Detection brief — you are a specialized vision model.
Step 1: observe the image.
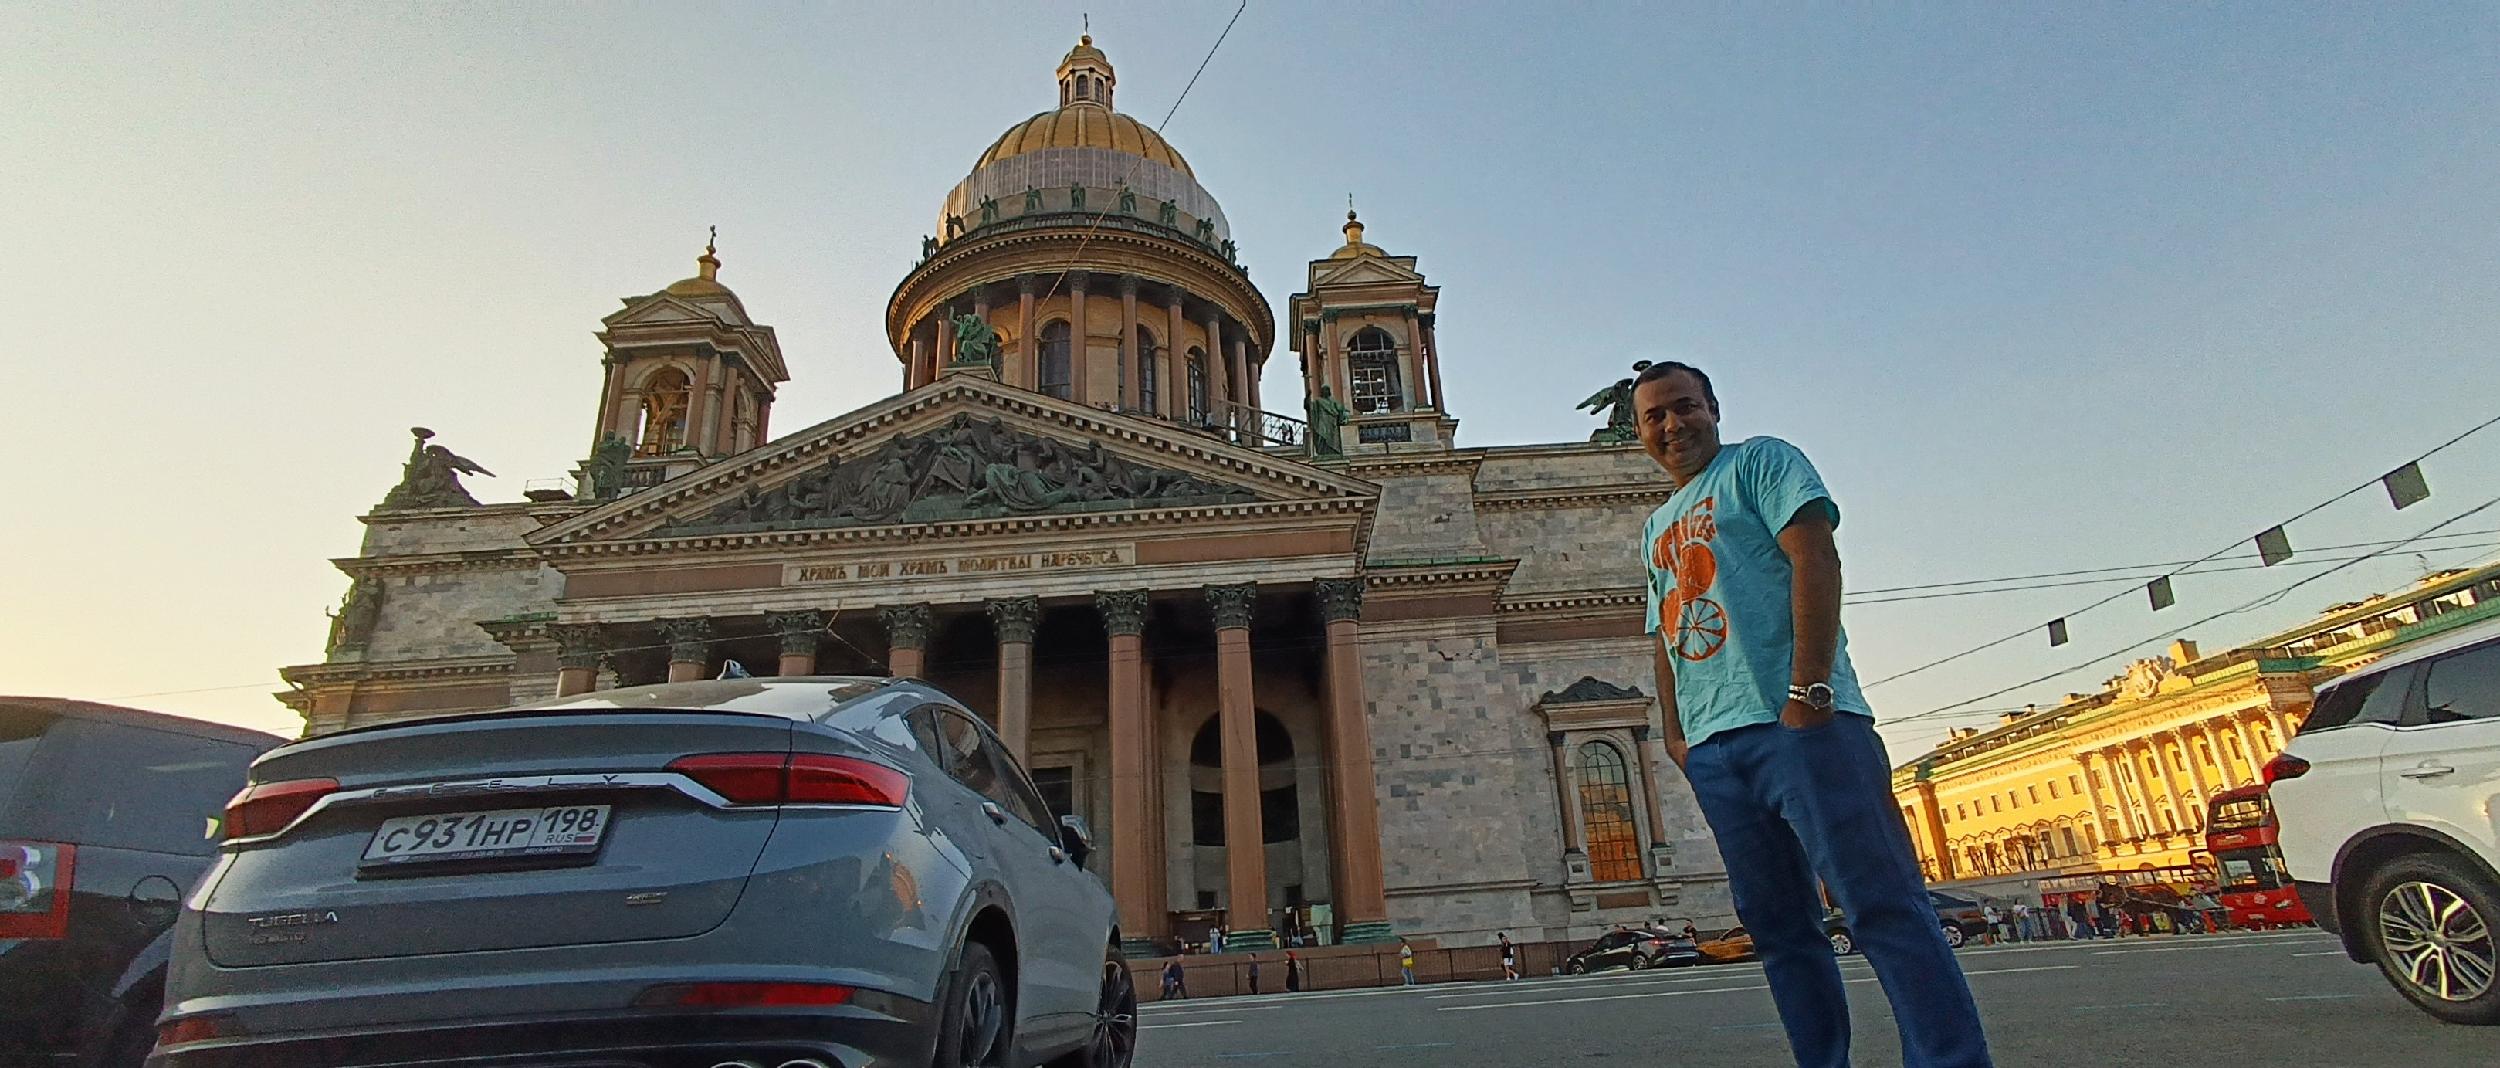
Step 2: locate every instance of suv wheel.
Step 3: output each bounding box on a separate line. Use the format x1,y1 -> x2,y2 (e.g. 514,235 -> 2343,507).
1827,930 -> 1856,955
1053,946 -> 1137,1068
934,942 -> 1011,1067
2359,853 -> 2500,1025
1940,923 -> 1967,949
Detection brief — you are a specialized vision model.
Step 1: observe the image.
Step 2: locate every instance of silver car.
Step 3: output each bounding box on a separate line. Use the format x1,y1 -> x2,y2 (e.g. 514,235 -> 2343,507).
152,678 -> 1136,1068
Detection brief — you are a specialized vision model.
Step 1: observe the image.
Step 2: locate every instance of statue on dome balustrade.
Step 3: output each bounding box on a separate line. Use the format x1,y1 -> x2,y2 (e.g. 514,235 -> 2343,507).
1118,185 -> 1136,215
978,195 -> 998,226
1024,186 -> 1044,213
1158,200 -> 1178,228
585,432 -> 631,500
1069,184 -> 1087,211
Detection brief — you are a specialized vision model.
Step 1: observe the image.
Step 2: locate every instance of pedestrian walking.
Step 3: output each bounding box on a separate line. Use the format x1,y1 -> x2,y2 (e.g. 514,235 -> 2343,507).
1500,933 -> 1520,981
1248,958 -> 1261,995
1161,957 -> 1188,1000
1399,938 -> 1417,986
1286,950 -> 1303,993
2066,899 -> 2093,940
1634,361 -> 1994,1068
1981,904 -> 2001,946
1209,925 -> 1225,955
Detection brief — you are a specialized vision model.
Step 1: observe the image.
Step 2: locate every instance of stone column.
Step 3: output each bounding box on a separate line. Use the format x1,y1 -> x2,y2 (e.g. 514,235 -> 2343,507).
2262,705 -> 2294,754
1226,332 -> 1251,435
987,596 -> 1040,762
2104,747 -> 2145,839
1119,275 -> 1141,411
1098,589 -> 1159,954
1164,290 -> 1188,421
659,618 -> 711,682
2078,752 -> 2120,848
1205,583 -> 1273,949
2141,739 -> 2186,836
1201,307 -> 1225,421
1912,781 -> 1953,879
1302,321 -> 1322,402
881,604 -> 932,680
599,360 -> 633,443
1633,726 -> 1675,849
2174,729 -> 2213,825
2230,715 -> 2265,776
1548,732 -> 1584,853
1419,311 -> 1445,413
687,354 -> 716,456
2197,721 -> 2239,787
909,330 -> 928,392
1315,578 -> 1393,942
1015,276 -> 1037,389
1068,272 -> 1090,405
1403,307 -> 1427,410
552,623 -> 604,697
767,610 -> 824,677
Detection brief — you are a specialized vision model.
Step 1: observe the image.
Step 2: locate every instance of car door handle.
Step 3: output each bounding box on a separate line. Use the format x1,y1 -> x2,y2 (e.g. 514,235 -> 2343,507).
2398,763 -> 2457,779
981,801 -> 1009,824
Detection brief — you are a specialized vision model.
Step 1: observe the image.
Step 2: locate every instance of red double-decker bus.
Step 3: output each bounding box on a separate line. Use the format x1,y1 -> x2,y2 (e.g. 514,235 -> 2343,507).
2205,785 -> 2313,929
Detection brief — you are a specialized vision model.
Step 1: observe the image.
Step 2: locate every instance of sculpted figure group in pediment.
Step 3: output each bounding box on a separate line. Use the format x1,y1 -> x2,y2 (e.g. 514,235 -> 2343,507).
674,413 -> 1252,533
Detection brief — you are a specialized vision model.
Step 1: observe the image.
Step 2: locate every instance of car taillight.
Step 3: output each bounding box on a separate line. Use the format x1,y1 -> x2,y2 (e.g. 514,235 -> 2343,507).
0,841 -> 74,940
667,753 -> 909,807
223,777 -> 341,839
633,981 -> 855,1008
2262,754 -> 2310,785
157,1013 -> 241,1047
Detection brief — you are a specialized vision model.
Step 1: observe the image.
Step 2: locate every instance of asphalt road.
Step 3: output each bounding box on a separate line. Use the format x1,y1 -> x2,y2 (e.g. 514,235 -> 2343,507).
1134,930 -> 2492,1067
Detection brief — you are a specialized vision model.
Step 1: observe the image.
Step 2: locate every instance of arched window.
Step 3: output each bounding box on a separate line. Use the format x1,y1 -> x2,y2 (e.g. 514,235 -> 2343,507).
635,367 -> 692,455
1135,326 -> 1159,414
1186,348 -> 1210,423
1576,741 -> 1643,882
1347,327 -> 1402,413
1038,321 -> 1073,400
1188,711 -> 1298,846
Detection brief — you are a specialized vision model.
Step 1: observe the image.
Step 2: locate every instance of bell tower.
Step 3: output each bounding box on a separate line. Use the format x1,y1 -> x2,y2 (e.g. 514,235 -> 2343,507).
1289,209 -> 1454,449
583,236 -> 790,496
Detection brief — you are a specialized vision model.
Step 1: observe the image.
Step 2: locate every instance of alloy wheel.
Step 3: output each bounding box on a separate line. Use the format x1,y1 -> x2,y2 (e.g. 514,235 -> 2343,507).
960,968 -> 1006,1065
2378,879 -> 2497,1003
1088,958 -> 1138,1068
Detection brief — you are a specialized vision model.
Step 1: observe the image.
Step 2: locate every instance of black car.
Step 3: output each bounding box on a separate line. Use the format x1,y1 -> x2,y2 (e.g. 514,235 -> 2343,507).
1560,927 -> 1698,974
1822,891 -> 1994,954
0,698 -> 280,1068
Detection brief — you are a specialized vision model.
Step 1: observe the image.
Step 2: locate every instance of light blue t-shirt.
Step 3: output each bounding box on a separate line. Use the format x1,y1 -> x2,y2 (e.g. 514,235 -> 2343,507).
1642,436 -> 1870,748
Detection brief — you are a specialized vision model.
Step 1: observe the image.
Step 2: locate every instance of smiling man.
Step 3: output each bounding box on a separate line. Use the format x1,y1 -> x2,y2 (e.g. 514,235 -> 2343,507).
1634,361 -> 1993,1068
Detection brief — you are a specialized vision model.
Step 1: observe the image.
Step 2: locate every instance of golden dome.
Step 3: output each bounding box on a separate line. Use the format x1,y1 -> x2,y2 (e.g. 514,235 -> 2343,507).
974,106 -> 1193,178
1331,209 -> 1383,259
663,234 -> 733,297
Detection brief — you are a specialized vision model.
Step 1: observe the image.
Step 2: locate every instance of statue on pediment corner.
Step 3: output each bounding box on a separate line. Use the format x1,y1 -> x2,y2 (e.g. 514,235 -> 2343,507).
586,432 -> 631,500
325,575 -> 385,655
378,427 -> 492,510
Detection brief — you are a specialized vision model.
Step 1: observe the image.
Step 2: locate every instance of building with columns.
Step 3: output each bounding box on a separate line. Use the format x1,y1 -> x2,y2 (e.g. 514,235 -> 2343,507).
1891,563 -> 2500,885
282,35 -> 1731,954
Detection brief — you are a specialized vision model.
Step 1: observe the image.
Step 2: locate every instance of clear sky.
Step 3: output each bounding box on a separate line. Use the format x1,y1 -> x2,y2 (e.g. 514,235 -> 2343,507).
4,3 -> 2495,751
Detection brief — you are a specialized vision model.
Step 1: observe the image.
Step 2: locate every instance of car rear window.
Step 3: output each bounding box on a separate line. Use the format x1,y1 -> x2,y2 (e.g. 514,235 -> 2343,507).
0,707 -> 58,815
2,718 -> 257,855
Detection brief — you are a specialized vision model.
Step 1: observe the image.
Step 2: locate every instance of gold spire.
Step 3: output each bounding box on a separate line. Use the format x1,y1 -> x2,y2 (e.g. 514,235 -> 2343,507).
1342,207 -> 1364,247
697,226 -> 720,281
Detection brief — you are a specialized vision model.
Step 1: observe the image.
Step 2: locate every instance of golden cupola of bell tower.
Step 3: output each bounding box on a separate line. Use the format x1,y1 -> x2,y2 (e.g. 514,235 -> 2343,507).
1289,208 -> 1454,449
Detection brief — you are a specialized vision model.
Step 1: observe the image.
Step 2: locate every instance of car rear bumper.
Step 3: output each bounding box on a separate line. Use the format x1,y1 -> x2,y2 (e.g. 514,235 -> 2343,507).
145,999 -> 937,1068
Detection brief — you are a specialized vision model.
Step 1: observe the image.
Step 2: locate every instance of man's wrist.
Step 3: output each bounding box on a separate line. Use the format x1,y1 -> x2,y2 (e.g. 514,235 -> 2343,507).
1787,681 -> 1836,711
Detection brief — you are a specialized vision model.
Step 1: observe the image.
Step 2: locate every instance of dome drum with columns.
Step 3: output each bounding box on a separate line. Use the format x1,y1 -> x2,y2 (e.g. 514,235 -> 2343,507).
891,36 -> 1272,443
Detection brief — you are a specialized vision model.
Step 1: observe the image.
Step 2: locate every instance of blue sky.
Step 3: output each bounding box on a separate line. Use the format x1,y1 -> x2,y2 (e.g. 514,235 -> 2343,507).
3,3 -> 2494,748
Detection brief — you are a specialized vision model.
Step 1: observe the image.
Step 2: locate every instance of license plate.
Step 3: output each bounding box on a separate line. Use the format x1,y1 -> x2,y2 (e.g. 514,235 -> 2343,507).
361,805 -> 610,868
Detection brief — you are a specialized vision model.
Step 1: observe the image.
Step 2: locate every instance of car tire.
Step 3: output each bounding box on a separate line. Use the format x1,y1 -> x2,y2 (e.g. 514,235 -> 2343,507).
1561,958 -> 1584,976
1827,930 -> 1856,956
2358,852 -> 2500,1026
1051,945 -> 1137,1068
1941,923 -> 1966,949
933,941 -> 1012,1068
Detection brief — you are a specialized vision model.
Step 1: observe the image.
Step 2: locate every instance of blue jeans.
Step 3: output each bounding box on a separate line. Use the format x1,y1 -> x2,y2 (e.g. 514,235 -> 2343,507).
1685,716 -> 1993,1068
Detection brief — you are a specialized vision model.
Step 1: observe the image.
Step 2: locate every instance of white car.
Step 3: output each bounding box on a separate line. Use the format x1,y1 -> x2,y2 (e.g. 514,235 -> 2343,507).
2270,614 -> 2500,1025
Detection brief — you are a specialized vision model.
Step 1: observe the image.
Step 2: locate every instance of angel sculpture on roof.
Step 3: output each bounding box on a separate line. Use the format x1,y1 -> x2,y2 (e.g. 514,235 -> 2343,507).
378,427 -> 494,509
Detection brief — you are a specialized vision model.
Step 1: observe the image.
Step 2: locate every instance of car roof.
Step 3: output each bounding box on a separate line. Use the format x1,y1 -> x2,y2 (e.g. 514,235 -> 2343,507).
500,676 -> 917,721
0,696 -> 288,748
2318,614 -> 2500,692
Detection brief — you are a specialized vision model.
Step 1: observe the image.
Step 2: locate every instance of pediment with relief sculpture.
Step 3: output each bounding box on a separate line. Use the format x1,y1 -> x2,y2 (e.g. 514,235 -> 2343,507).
528,376 -> 1376,549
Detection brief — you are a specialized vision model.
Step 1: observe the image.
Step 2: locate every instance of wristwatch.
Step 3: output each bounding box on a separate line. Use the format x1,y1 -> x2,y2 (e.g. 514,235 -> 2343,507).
1788,682 -> 1835,711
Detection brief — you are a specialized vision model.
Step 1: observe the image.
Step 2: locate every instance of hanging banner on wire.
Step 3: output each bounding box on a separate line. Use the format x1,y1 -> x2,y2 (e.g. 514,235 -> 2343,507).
2047,618 -> 2070,647
2255,526 -> 2294,567
2147,576 -> 2176,612
2384,462 -> 2430,511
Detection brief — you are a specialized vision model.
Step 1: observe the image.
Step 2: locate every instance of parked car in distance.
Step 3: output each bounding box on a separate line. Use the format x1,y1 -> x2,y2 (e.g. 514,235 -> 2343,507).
1695,926 -> 1756,964
0,697 -> 280,1068
2269,615 -> 2500,1025
1558,926 -> 1697,974
154,678 -> 1134,1068
1820,890 -> 1985,954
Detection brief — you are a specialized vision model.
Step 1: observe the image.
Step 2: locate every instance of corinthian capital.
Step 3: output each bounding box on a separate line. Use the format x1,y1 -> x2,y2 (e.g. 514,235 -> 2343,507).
1205,583 -> 1257,631
1096,590 -> 1150,637
880,603 -> 933,651
1316,578 -> 1364,624
987,596 -> 1042,645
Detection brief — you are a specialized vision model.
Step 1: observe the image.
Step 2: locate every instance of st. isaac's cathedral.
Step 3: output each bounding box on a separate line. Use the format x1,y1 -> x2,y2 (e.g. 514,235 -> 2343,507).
284,37 -> 1727,951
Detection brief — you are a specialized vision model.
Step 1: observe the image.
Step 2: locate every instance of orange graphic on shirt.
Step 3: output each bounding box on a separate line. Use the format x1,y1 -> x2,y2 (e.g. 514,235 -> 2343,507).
1654,496 -> 1727,662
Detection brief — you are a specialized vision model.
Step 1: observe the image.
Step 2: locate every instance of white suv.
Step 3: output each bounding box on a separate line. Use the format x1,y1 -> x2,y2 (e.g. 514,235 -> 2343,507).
2271,614 -> 2500,1025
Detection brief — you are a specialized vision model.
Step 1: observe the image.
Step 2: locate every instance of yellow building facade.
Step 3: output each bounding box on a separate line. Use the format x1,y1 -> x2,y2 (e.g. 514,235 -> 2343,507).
1893,563 -> 2500,884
